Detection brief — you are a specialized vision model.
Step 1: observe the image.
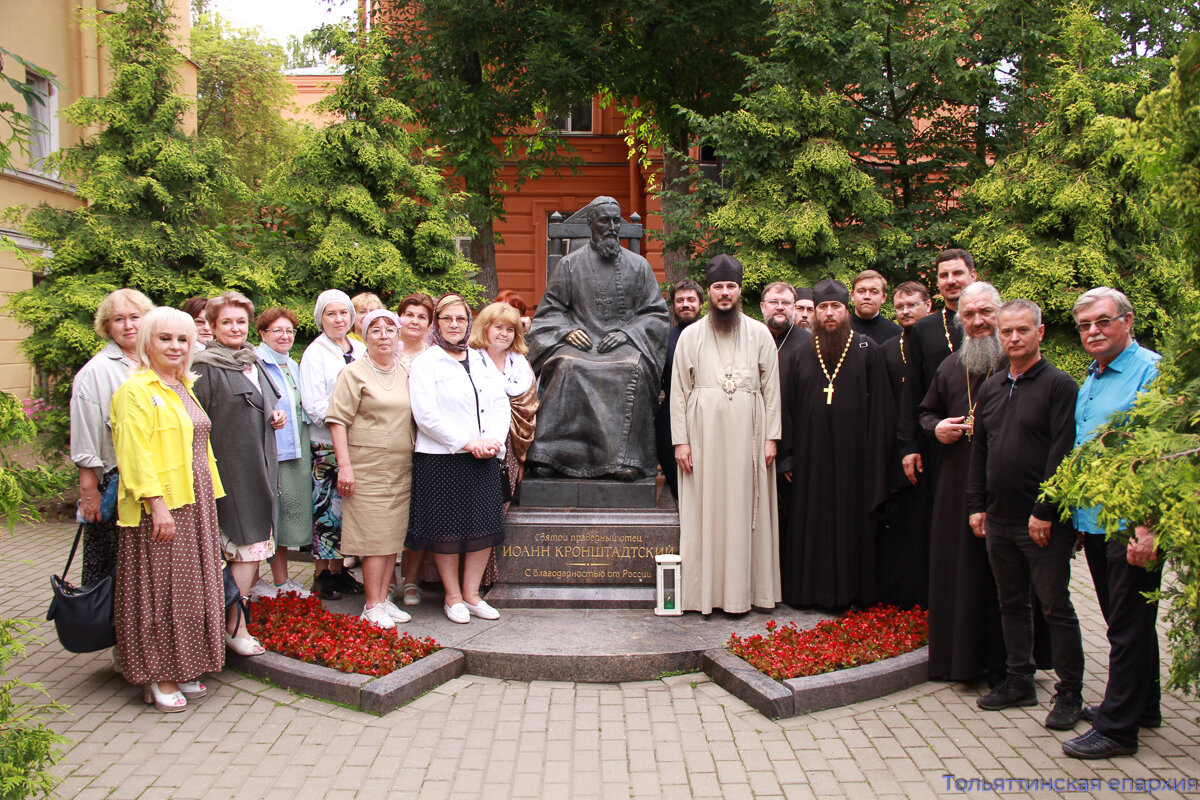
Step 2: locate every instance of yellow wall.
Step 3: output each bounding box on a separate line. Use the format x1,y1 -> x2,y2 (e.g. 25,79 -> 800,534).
0,0 -> 194,400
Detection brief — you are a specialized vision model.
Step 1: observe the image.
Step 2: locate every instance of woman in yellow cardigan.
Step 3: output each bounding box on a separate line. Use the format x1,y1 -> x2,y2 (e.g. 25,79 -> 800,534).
110,307 -> 231,713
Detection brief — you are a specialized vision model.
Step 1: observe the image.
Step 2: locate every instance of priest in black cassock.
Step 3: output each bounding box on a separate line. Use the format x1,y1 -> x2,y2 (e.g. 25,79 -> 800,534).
655,279 -> 704,500
919,281 -> 1009,683
877,281 -> 933,609
760,281 -> 812,540
897,249 -> 977,487
780,279 -> 894,609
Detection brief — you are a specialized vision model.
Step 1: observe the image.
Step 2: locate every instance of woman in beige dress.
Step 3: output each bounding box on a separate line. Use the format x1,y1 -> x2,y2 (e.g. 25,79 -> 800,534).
327,310 -> 415,629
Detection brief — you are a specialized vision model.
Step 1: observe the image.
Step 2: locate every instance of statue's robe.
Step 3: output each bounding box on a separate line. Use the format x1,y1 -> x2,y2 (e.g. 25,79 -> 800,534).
526,245 -> 669,478
671,315 -> 781,614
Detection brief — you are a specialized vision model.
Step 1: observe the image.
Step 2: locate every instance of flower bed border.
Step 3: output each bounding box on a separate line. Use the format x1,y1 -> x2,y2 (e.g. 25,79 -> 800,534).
228,640 -> 926,719
226,646 -> 465,715
703,645 -> 929,719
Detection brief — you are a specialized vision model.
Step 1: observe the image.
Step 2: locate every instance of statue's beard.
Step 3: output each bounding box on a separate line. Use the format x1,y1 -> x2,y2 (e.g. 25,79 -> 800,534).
961,332 -> 1005,374
814,318 -> 851,369
711,305 -> 741,335
592,235 -> 621,261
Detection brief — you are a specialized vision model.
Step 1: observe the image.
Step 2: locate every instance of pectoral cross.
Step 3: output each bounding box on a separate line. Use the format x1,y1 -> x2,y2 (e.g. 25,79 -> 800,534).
596,293 -> 614,320
823,383 -> 835,405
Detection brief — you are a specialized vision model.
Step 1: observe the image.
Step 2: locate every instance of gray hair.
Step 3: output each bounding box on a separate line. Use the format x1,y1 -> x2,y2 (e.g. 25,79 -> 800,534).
959,280 -> 1002,307
586,196 -> 621,222
1072,287 -> 1133,321
998,298 -> 1042,327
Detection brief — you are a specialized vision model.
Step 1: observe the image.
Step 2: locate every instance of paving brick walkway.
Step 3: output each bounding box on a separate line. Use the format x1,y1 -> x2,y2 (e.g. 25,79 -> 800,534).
7,522 -> 1199,798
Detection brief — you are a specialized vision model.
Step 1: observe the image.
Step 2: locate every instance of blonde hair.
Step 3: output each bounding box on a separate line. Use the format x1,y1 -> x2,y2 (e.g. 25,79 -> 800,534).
94,288 -> 154,339
134,307 -> 199,383
352,292 -> 384,316
469,302 -> 528,354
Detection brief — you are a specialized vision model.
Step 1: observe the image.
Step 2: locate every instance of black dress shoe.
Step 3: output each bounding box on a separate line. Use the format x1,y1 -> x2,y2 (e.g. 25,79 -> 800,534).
1081,705 -> 1162,729
609,467 -> 639,482
1062,728 -> 1137,759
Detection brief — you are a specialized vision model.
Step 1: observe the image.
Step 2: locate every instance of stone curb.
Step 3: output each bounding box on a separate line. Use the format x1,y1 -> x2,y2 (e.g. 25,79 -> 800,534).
702,648 -> 794,719
705,645 -> 929,719
227,647 -> 465,715
228,639 -> 926,719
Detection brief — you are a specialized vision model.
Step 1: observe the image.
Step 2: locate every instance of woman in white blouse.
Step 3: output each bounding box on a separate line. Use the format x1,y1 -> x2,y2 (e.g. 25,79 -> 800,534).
406,294 -> 510,624
299,290 -> 366,600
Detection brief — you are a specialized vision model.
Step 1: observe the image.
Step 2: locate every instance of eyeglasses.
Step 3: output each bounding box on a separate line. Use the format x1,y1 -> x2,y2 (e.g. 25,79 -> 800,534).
894,302 -> 925,313
264,328 -> 295,336
1075,316 -> 1124,333
762,299 -> 793,308
438,315 -> 468,325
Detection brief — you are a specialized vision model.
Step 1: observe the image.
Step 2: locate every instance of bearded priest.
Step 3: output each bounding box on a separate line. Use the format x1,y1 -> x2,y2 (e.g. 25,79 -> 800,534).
779,278 -> 895,609
671,255 -> 781,614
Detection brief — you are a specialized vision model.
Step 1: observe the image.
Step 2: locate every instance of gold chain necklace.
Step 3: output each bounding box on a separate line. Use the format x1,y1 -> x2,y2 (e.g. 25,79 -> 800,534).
899,331 -> 907,366
942,310 -> 955,352
813,332 -> 854,405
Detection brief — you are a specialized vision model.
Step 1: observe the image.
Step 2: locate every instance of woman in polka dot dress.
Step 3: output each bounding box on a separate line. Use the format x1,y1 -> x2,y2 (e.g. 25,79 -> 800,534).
110,308 -> 227,713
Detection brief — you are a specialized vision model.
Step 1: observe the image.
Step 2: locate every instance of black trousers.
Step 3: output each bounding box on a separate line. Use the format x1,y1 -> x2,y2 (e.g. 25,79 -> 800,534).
986,520 -> 1083,686
1083,534 -> 1162,745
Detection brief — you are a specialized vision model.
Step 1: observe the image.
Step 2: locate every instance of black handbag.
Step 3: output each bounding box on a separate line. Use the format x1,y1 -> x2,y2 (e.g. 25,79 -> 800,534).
46,523 -> 116,653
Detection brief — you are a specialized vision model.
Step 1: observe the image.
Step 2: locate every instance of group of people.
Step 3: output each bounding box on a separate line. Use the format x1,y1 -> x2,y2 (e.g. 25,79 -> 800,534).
71,288 -> 538,713
665,250 -> 1164,760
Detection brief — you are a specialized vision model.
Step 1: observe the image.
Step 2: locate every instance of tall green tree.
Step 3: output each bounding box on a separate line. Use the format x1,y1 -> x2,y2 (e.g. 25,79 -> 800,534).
602,0 -> 772,283
252,22 -> 479,320
373,0 -> 618,296
766,0 -> 1070,279
1046,36 -> 1200,695
959,6 -> 1197,378
192,13 -> 304,196
4,0 -> 253,450
678,70 -> 905,296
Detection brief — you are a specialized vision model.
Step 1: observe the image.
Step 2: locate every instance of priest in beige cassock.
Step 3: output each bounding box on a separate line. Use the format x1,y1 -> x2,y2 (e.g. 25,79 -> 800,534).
671,254 -> 782,614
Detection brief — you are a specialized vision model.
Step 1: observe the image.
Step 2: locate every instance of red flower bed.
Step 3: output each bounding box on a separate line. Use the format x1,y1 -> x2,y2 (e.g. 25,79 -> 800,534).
727,605 -> 928,682
247,594 -> 440,677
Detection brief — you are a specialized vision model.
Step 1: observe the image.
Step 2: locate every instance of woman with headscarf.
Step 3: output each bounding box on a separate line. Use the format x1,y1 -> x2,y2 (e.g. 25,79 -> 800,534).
251,307 -> 312,598
71,288 -> 155,587
192,291 -> 282,656
327,310 -> 415,628
407,294 -> 510,624
299,290 -> 366,599
469,302 -> 539,508
110,307 -> 225,712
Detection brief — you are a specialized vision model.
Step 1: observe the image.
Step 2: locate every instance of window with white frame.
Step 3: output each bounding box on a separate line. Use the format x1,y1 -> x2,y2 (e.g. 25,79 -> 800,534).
547,100 -> 593,134
24,69 -> 57,171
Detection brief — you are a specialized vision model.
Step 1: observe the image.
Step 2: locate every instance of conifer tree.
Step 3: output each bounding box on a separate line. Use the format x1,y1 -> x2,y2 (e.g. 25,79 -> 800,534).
255,22 -> 479,320
677,67 -> 906,296
5,0 -> 251,449
1045,35 -> 1200,695
958,7 -> 1198,377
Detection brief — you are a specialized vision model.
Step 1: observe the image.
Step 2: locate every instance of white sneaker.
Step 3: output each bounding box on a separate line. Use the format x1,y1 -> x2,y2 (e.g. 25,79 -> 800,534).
276,579 -> 311,598
248,579 -> 278,601
361,603 -> 396,630
381,600 -> 412,624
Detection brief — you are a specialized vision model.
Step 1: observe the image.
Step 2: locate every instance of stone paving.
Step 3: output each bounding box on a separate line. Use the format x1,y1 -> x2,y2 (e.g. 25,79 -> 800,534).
7,521 -> 1200,799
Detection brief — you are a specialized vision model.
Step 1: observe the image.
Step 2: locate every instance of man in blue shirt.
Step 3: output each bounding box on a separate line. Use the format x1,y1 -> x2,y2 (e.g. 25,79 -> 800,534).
1062,287 -> 1162,760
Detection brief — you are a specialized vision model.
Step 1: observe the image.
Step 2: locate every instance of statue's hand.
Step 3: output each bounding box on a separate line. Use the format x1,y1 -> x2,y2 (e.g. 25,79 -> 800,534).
565,329 -> 593,351
597,330 -> 629,353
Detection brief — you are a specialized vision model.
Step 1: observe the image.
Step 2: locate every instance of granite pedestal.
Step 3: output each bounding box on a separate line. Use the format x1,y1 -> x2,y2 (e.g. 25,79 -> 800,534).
487,477 -> 680,608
